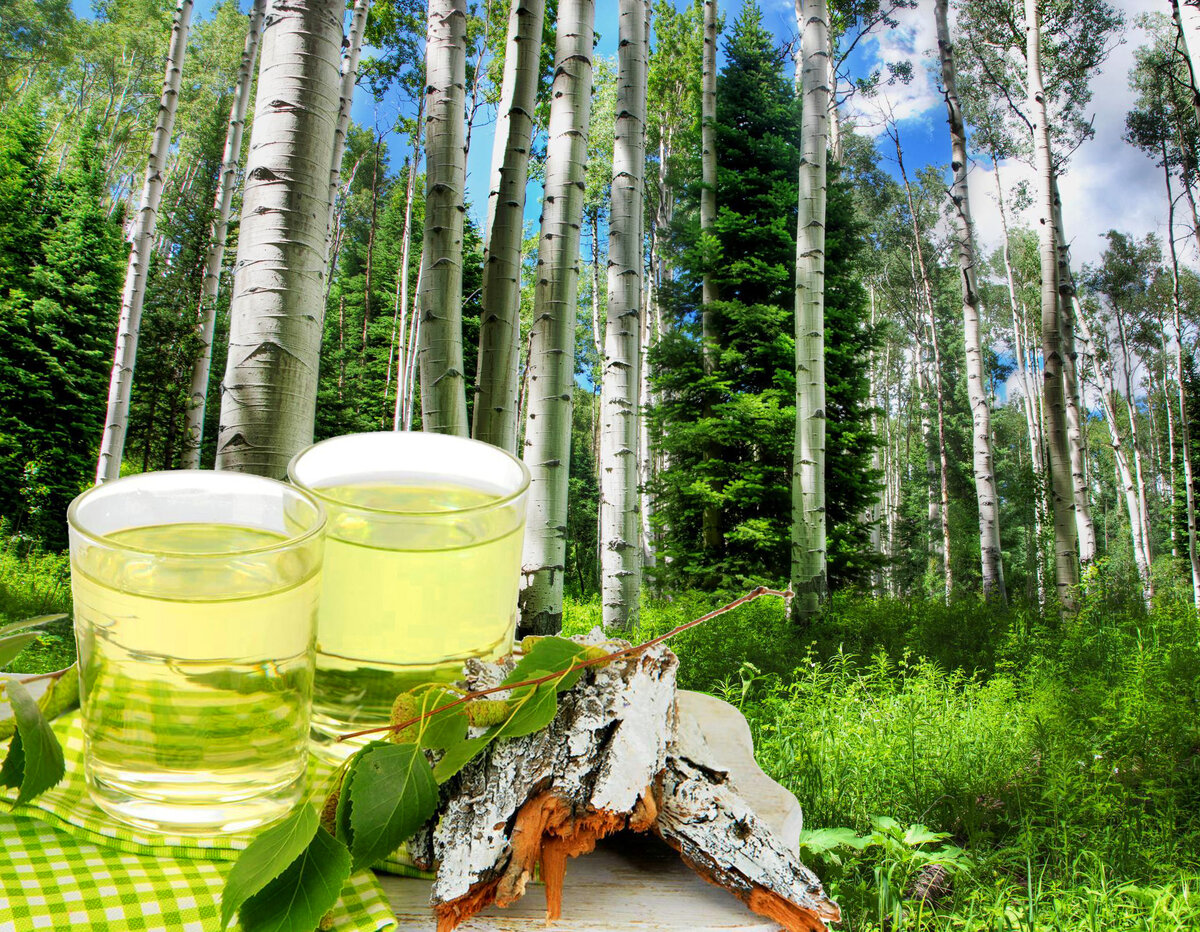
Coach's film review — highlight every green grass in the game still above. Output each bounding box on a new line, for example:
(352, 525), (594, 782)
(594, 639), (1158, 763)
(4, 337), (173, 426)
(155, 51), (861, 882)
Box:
(0, 536), (75, 673)
(566, 572), (1200, 930)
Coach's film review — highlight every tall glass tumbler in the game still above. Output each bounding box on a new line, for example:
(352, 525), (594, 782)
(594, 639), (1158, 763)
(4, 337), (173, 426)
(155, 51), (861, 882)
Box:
(288, 432), (531, 755)
(67, 471), (324, 834)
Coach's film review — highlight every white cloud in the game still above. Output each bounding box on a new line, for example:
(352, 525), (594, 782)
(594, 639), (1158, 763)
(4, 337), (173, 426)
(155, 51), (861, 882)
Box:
(850, 0), (1190, 268)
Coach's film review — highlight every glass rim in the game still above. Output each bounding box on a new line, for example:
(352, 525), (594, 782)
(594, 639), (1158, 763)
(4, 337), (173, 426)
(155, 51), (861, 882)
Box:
(66, 469), (326, 558)
(287, 431), (532, 518)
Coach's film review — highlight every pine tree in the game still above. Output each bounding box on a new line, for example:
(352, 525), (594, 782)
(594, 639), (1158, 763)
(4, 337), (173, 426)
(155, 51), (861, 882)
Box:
(648, 3), (878, 592)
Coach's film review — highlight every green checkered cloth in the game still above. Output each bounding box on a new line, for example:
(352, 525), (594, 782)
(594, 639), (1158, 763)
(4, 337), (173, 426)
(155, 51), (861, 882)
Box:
(0, 713), (399, 932)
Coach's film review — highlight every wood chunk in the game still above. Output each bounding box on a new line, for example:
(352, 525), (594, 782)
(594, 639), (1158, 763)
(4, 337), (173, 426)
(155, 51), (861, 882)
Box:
(421, 635), (840, 931)
(654, 753), (841, 932)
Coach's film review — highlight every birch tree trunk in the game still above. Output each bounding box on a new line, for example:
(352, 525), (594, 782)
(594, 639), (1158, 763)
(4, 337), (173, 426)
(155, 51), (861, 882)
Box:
(936, 0), (1005, 600)
(215, 0), (343, 475)
(95, 0), (193, 483)
(518, 0), (595, 635)
(599, 0), (649, 630)
(1113, 300), (1155, 592)
(182, 0), (267, 470)
(393, 113), (424, 430)
(791, 0), (831, 619)
(418, 0), (471, 436)
(699, 0), (722, 555)
(324, 0), (370, 261)
(1165, 171), (1200, 610)
(473, 0), (545, 453)
(1075, 304), (1153, 603)
(1050, 174), (1097, 565)
(1172, 0), (1200, 128)
(1026, 0), (1078, 610)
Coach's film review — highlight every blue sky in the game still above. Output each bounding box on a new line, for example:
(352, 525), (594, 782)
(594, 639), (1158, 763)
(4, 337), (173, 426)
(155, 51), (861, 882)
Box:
(72, 0), (1174, 268)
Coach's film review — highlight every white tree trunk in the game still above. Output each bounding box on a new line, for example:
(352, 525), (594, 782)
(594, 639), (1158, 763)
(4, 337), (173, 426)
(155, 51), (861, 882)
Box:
(791, 0), (831, 619)
(215, 0), (343, 475)
(1166, 175), (1200, 610)
(1173, 0), (1200, 128)
(518, 0), (595, 635)
(182, 0), (266, 470)
(1026, 0), (1078, 610)
(935, 0), (1005, 601)
(600, 0), (649, 630)
(699, 0), (721, 555)
(393, 117), (424, 430)
(1049, 174), (1097, 565)
(473, 0), (546, 452)
(1075, 304), (1153, 604)
(418, 0), (471, 436)
(324, 0), (371, 254)
(96, 0), (193, 483)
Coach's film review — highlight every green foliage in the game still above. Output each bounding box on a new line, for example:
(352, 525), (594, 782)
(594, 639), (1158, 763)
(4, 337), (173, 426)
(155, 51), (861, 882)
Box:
(0, 678), (66, 806)
(648, 2), (879, 593)
(0, 109), (123, 544)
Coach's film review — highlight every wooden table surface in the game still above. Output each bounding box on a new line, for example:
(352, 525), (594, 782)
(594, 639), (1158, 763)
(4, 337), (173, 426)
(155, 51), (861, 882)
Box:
(378, 835), (780, 931)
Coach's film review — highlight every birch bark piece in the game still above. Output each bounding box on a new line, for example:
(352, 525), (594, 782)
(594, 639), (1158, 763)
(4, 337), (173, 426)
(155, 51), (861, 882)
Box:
(380, 676), (827, 931)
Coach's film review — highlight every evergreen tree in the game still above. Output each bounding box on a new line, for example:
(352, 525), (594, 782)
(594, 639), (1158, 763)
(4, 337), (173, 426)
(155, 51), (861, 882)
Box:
(0, 109), (123, 543)
(648, 2), (878, 592)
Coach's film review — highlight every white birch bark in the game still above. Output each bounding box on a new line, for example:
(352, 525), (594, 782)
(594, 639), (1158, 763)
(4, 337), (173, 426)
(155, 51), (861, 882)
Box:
(936, 0), (1005, 600)
(1173, 0), (1200, 128)
(1026, 0), (1078, 609)
(182, 0), (266, 470)
(936, 0), (1003, 597)
(1166, 177), (1200, 610)
(95, 0), (193, 483)
(324, 0), (371, 254)
(1075, 304), (1153, 603)
(418, 0), (471, 436)
(1050, 175), (1097, 566)
(215, 0), (343, 475)
(791, 0), (831, 619)
(699, 0), (721, 554)
(473, 0), (546, 452)
(600, 0), (648, 630)
(393, 118), (423, 430)
(518, 0), (595, 635)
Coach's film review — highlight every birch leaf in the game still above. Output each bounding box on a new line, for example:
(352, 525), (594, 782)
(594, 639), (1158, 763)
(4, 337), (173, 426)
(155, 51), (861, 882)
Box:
(220, 803), (319, 930)
(507, 637), (593, 691)
(0, 633), (40, 669)
(0, 614), (67, 637)
(0, 679), (65, 806)
(237, 826), (351, 932)
(346, 742), (438, 872)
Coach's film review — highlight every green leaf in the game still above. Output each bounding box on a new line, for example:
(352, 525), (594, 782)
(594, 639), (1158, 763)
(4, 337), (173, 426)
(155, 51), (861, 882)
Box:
(0, 679), (65, 805)
(333, 757), (359, 849)
(493, 682), (559, 739)
(411, 687), (469, 750)
(799, 827), (867, 853)
(219, 804), (320, 930)
(237, 826), (351, 932)
(507, 638), (593, 692)
(0, 633), (39, 668)
(347, 742), (438, 872)
(902, 823), (949, 847)
(432, 733), (492, 784)
(0, 614), (67, 637)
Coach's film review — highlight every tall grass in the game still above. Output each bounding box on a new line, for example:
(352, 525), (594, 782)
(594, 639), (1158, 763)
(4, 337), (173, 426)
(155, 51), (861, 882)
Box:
(564, 569), (1200, 930)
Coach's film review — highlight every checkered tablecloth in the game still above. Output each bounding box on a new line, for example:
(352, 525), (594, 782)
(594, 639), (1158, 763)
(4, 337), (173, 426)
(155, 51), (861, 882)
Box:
(0, 713), (399, 932)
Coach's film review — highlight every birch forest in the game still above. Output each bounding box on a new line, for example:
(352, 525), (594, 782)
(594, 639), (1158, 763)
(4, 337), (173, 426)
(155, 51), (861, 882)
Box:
(5, 0), (1200, 927)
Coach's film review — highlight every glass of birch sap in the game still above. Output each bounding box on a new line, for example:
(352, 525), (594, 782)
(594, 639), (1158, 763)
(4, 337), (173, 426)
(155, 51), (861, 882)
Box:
(67, 471), (324, 834)
(288, 431), (530, 758)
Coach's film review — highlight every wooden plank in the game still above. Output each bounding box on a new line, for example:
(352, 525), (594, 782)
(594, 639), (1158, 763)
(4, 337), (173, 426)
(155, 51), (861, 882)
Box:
(379, 836), (780, 931)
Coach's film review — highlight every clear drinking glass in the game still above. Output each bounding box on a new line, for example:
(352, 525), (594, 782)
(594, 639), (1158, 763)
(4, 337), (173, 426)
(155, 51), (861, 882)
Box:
(67, 471), (324, 834)
(288, 431), (531, 757)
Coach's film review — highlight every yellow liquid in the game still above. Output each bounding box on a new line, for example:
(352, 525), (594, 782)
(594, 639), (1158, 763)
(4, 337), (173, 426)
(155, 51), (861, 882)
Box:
(309, 482), (524, 754)
(70, 523), (319, 834)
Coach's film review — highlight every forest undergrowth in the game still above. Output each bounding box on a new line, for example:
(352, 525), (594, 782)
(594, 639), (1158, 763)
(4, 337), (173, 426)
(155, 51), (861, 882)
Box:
(566, 568), (1200, 931)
